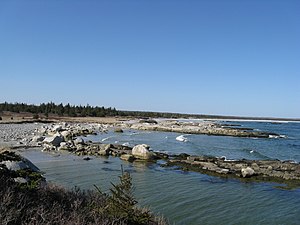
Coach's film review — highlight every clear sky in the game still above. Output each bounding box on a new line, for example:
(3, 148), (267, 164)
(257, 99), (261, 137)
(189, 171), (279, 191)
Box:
(0, 0), (299, 118)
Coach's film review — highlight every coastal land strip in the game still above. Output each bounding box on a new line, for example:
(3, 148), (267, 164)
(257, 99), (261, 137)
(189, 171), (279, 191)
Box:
(0, 118), (300, 187)
(1, 117), (300, 189)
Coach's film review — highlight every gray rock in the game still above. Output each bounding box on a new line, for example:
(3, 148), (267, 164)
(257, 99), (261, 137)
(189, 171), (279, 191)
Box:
(43, 135), (64, 147)
(74, 137), (85, 145)
(1, 160), (28, 171)
(120, 154), (135, 162)
(53, 125), (63, 132)
(1, 157), (39, 172)
(32, 135), (45, 142)
(14, 177), (28, 183)
(114, 128), (124, 133)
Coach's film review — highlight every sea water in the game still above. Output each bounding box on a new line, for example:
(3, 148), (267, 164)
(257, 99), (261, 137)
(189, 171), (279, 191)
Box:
(22, 121), (300, 225)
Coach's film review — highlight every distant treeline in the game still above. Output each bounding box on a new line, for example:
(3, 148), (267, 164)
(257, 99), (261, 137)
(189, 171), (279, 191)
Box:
(0, 102), (201, 118)
(0, 102), (118, 117)
(1, 102), (298, 121)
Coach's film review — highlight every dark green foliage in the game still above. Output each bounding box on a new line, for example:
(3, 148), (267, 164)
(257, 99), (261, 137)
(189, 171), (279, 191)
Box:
(0, 102), (119, 118)
(95, 170), (159, 225)
(32, 114), (39, 119)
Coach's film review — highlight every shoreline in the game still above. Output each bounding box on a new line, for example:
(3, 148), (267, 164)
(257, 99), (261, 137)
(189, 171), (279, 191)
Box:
(1, 121), (299, 188)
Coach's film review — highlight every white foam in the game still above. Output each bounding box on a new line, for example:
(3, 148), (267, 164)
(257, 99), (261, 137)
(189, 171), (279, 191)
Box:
(122, 142), (130, 146)
(176, 135), (188, 142)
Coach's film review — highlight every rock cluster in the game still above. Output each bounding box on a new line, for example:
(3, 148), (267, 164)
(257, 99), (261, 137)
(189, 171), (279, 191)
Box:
(29, 122), (108, 151)
(125, 120), (280, 138)
(166, 155), (300, 181)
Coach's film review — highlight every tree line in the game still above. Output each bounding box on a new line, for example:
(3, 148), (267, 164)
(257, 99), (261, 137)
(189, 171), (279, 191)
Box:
(0, 102), (196, 118)
(2, 101), (280, 120)
(0, 102), (118, 117)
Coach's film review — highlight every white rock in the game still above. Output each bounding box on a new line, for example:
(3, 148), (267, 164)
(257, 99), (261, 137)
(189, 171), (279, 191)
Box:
(32, 135), (45, 142)
(14, 177), (28, 183)
(1, 158), (39, 172)
(61, 131), (71, 139)
(43, 135), (64, 147)
(132, 144), (153, 160)
(53, 125), (63, 132)
(241, 167), (255, 178)
(74, 137), (84, 145)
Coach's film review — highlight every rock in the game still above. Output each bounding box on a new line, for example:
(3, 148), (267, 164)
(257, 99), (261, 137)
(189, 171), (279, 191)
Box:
(32, 135), (45, 142)
(114, 128), (124, 133)
(98, 144), (111, 156)
(43, 135), (64, 147)
(120, 154), (135, 162)
(53, 125), (63, 132)
(241, 167), (255, 178)
(1, 156), (39, 172)
(58, 142), (72, 151)
(61, 131), (72, 140)
(83, 157), (92, 161)
(132, 144), (154, 160)
(74, 137), (85, 145)
(139, 119), (158, 124)
(1, 160), (29, 171)
(14, 177), (28, 183)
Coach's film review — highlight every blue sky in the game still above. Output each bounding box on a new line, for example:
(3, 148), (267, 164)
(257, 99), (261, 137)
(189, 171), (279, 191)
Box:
(0, 0), (299, 118)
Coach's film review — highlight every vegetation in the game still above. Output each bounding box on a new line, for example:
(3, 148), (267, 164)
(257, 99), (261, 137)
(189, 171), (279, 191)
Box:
(0, 101), (200, 119)
(0, 167), (167, 225)
(2, 101), (298, 120)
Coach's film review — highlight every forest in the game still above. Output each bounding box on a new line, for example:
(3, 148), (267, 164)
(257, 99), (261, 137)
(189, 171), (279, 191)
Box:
(0, 102), (193, 118)
(1, 102), (295, 121)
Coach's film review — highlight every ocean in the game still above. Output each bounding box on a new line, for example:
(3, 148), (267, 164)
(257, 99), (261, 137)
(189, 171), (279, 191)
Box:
(21, 120), (300, 224)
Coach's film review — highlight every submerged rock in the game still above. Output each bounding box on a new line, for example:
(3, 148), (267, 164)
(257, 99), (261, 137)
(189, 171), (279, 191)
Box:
(120, 154), (135, 162)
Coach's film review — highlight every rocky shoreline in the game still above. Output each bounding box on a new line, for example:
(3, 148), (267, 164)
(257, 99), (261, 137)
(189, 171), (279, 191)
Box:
(119, 119), (281, 138)
(1, 120), (299, 188)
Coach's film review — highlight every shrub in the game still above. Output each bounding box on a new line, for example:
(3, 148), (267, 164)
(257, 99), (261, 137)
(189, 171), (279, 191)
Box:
(33, 114), (39, 119)
(0, 168), (167, 225)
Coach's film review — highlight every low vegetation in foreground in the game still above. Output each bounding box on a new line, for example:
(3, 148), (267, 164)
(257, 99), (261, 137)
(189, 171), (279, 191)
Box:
(0, 168), (167, 225)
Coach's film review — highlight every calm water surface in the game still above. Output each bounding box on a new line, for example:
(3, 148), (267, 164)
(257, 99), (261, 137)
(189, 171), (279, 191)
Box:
(22, 121), (300, 225)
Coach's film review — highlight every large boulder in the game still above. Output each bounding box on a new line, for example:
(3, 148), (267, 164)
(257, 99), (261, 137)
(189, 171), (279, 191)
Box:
(241, 167), (255, 178)
(132, 144), (154, 160)
(43, 134), (64, 147)
(0, 151), (39, 172)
